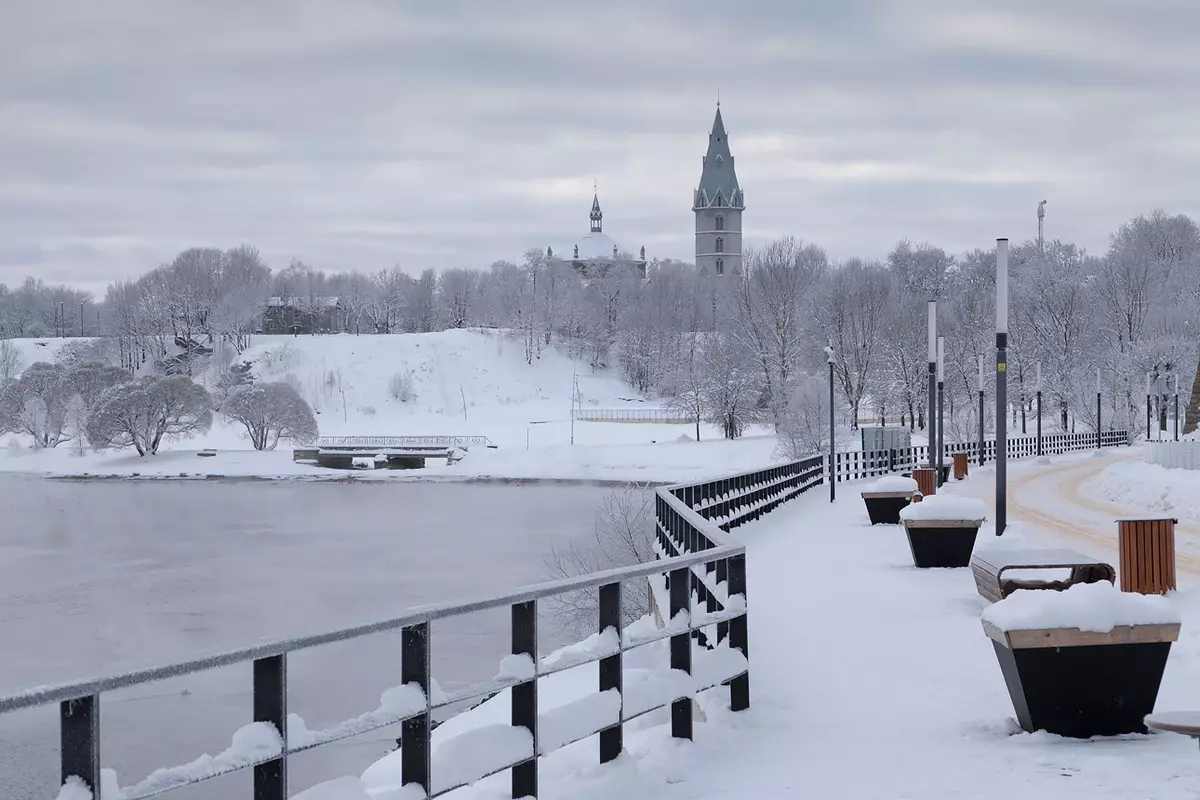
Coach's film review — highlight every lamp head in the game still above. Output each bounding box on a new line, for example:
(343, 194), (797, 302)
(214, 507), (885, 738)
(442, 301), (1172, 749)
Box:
(824, 345), (836, 364)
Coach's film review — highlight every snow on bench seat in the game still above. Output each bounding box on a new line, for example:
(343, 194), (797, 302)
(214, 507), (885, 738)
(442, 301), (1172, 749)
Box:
(862, 475), (919, 495)
(982, 580), (1181, 648)
(899, 493), (987, 523)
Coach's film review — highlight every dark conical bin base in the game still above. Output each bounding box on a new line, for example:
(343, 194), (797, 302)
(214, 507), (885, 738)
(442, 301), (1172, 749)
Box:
(993, 641), (1172, 738)
(863, 496), (911, 525)
(904, 525), (979, 568)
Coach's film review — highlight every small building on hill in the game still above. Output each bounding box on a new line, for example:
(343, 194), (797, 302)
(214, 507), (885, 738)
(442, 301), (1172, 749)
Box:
(551, 192), (647, 280)
(262, 296), (344, 335)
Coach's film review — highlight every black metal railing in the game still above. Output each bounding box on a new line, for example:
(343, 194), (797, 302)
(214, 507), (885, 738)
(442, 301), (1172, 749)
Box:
(652, 456), (825, 648)
(1, 488), (763, 799)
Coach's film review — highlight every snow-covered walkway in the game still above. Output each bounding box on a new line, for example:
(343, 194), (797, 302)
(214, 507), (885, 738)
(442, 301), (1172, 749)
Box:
(333, 455), (1200, 799)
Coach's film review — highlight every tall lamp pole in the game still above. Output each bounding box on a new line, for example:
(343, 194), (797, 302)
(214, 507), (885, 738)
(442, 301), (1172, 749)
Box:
(977, 354), (985, 466)
(1035, 362), (1043, 457)
(996, 238), (1009, 537)
(936, 336), (946, 486)
(927, 301), (937, 469)
(825, 344), (836, 502)
(1174, 374), (1180, 442)
(1146, 373), (1152, 441)
(1096, 367), (1103, 451)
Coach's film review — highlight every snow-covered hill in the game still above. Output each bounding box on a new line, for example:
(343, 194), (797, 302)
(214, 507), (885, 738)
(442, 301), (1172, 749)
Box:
(235, 329), (642, 446)
(0, 331), (780, 480)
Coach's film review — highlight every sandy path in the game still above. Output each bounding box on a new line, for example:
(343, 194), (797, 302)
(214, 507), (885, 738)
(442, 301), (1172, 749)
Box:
(961, 450), (1200, 577)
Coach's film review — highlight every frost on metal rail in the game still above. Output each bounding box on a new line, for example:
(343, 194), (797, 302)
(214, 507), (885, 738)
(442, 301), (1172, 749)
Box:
(317, 434), (495, 448)
(0, 469), (779, 799)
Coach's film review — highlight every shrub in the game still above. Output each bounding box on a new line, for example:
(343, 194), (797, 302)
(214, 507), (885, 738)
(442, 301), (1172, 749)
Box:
(389, 369), (416, 403)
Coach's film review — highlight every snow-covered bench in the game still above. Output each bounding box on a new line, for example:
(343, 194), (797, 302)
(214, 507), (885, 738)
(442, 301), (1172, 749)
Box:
(304, 446), (463, 469)
(971, 548), (1115, 604)
(1146, 711), (1200, 749)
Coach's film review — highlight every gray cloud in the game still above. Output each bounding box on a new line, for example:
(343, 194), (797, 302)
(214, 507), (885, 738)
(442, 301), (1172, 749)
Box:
(2, 0), (1199, 292)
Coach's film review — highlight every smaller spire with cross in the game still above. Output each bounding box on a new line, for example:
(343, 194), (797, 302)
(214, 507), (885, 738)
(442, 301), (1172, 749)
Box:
(589, 183), (603, 233)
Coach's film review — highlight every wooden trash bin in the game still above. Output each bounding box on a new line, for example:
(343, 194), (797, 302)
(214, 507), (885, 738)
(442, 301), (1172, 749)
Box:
(952, 452), (969, 481)
(912, 467), (937, 500)
(1118, 518), (1177, 594)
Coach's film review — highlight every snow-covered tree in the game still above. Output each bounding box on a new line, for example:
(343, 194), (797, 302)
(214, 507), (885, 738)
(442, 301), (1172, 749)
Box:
(0, 339), (21, 381)
(18, 397), (50, 448)
(542, 486), (653, 633)
(88, 375), (212, 456)
(223, 382), (318, 450)
(64, 393), (89, 454)
(0, 362), (68, 446)
(702, 335), (761, 439)
(732, 237), (827, 427)
(775, 372), (831, 460)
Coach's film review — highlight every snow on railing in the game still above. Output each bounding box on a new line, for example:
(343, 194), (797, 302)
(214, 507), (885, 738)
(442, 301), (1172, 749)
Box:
(571, 407), (692, 423)
(317, 434), (495, 448)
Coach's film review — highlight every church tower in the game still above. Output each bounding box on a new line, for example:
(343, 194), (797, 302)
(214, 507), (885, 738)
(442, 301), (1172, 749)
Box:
(693, 104), (744, 276)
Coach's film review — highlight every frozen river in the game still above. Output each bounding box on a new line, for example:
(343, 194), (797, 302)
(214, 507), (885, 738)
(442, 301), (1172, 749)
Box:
(0, 478), (612, 797)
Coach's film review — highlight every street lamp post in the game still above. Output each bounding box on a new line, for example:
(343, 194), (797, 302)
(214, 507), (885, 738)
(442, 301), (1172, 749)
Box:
(937, 336), (945, 486)
(927, 301), (937, 470)
(1146, 373), (1152, 441)
(977, 354), (985, 466)
(825, 345), (836, 503)
(1096, 367), (1103, 451)
(1035, 362), (1043, 457)
(996, 238), (1009, 537)
(1174, 374), (1180, 442)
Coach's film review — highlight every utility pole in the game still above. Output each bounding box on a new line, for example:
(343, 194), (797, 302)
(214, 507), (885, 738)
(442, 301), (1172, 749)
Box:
(996, 238), (1009, 536)
(1037, 200), (1047, 255)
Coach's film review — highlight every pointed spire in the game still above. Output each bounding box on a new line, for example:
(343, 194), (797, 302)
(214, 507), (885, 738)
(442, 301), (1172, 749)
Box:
(590, 186), (603, 233)
(694, 104), (743, 211)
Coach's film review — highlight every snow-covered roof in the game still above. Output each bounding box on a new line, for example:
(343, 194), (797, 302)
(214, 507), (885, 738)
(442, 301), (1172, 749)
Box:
(574, 231), (621, 261)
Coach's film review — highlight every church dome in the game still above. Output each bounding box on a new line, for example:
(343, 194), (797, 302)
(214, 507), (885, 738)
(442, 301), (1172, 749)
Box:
(574, 231), (620, 260)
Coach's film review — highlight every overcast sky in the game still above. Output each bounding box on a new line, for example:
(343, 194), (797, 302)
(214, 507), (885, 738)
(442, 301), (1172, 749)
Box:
(3, 0), (1199, 297)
